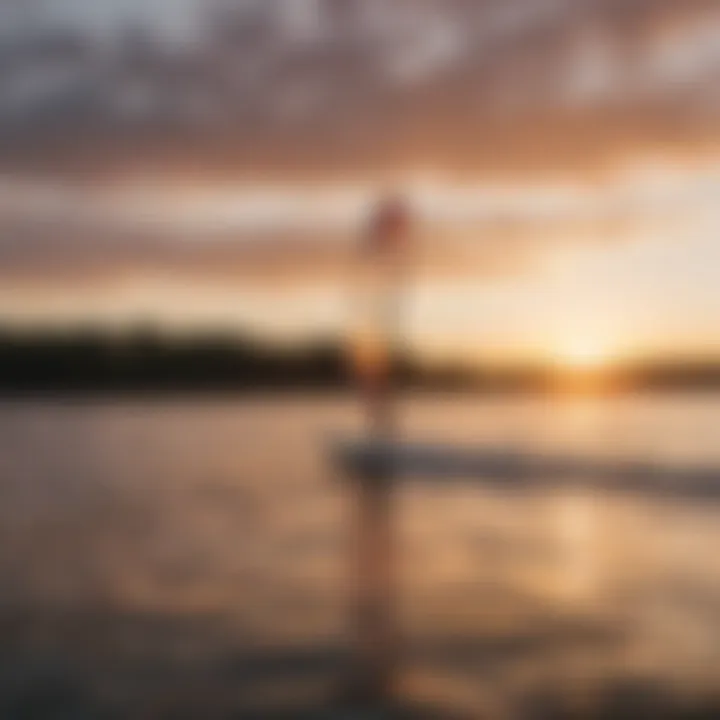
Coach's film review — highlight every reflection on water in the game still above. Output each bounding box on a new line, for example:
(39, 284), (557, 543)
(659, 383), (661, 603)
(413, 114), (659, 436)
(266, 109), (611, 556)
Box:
(0, 394), (719, 717)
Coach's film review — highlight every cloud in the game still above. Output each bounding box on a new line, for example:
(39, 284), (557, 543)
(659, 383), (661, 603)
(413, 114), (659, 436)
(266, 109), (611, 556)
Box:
(1, 160), (720, 291)
(0, 0), (719, 179)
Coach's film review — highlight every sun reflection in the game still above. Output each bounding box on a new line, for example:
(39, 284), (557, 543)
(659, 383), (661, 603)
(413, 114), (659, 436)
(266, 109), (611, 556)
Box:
(549, 339), (622, 394)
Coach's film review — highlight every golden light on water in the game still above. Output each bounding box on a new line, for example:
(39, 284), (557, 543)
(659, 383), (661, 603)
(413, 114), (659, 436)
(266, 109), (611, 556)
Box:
(547, 338), (623, 394)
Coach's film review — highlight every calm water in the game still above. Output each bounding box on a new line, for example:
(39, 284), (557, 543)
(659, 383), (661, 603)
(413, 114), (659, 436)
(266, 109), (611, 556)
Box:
(0, 394), (719, 717)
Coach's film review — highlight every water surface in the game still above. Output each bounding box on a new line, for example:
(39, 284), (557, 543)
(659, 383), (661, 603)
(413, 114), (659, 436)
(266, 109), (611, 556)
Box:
(1, 394), (719, 717)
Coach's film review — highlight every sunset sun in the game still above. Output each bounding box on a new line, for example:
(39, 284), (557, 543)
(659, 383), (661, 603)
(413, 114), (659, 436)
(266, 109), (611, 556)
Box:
(555, 341), (612, 371)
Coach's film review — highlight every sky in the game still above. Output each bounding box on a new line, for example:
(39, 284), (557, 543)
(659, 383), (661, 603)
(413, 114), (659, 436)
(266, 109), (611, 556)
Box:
(0, 0), (719, 365)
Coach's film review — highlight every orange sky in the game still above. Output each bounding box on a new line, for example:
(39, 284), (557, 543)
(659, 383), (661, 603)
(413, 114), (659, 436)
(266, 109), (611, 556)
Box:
(1, 0), (719, 364)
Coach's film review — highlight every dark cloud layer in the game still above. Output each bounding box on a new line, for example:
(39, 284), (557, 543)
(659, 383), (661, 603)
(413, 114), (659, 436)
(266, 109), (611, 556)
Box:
(0, 0), (719, 179)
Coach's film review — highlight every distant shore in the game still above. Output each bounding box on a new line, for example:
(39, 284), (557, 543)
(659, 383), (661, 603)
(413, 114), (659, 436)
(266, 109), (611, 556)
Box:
(1, 328), (719, 396)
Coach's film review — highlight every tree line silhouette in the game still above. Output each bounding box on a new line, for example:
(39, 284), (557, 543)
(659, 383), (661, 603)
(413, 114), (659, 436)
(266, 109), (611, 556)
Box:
(0, 327), (719, 395)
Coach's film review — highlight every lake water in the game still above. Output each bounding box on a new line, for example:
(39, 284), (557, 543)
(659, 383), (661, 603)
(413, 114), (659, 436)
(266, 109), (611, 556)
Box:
(0, 394), (719, 718)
